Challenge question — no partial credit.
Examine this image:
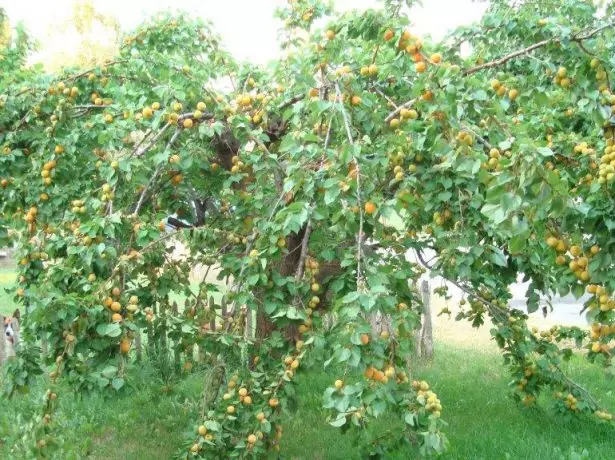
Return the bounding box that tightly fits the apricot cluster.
[412,380,442,417]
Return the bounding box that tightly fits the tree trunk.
[255,229,306,342]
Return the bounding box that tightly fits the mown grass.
[2,346,613,459]
[0,266,17,316]
[2,268,615,459]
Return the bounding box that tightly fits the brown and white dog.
[0,309,20,364]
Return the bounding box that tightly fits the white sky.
[4,0,487,64]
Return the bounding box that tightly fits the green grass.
[0,267,17,316]
[278,347,615,460]
[2,345,614,459]
[2,266,615,459]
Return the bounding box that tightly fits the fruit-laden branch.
[335,82,365,287]
[385,98,417,123]
[574,40,613,91]
[414,250,602,408]
[463,21,615,75]
[414,250,508,322]
[226,189,289,320]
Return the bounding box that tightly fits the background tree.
[1,0,614,457]
[39,0,120,72]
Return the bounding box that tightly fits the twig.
[575,41,612,92]
[134,128,182,214]
[414,249,508,322]
[134,123,171,157]
[323,117,333,150]
[373,87,398,110]
[63,60,128,83]
[73,104,113,110]
[371,44,381,64]
[458,190,465,226]
[461,123,494,150]
[278,93,305,111]
[554,363,600,408]
[463,22,615,76]
[385,98,417,123]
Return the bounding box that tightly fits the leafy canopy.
[1,0,615,457]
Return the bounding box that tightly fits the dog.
[0,309,20,364]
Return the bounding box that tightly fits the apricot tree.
[1,0,615,457]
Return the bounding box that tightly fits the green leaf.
[481,203,507,225]
[111,377,125,391]
[329,415,347,427]
[404,412,416,426]
[537,147,553,157]
[342,292,360,304]
[101,366,118,379]
[489,248,508,267]
[204,420,221,432]
[96,323,122,337]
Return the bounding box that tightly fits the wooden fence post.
[0,315,5,365]
[419,280,434,359]
[135,332,142,362]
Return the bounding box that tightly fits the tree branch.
[373,87,399,110]
[134,128,182,215]
[414,249,602,408]
[385,98,417,123]
[294,221,312,280]
[463,22,614,76]
[135,122,171,157]
[414,249,508,322]
[335,82,364,287]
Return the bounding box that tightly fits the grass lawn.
[2,345,613,459]
[0,266,17,316]
[1,266,615,459]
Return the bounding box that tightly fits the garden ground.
[1,268,614,459]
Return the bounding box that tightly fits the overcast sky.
[4,0,487,64]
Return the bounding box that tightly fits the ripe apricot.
[364,201,377,215]
[120,339,131,354]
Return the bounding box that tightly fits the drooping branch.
[414,250,602,409]
[335,82,365,287]
[463,21,615,76]
[414,249,508,322]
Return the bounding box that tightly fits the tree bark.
[255,229,306,342]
